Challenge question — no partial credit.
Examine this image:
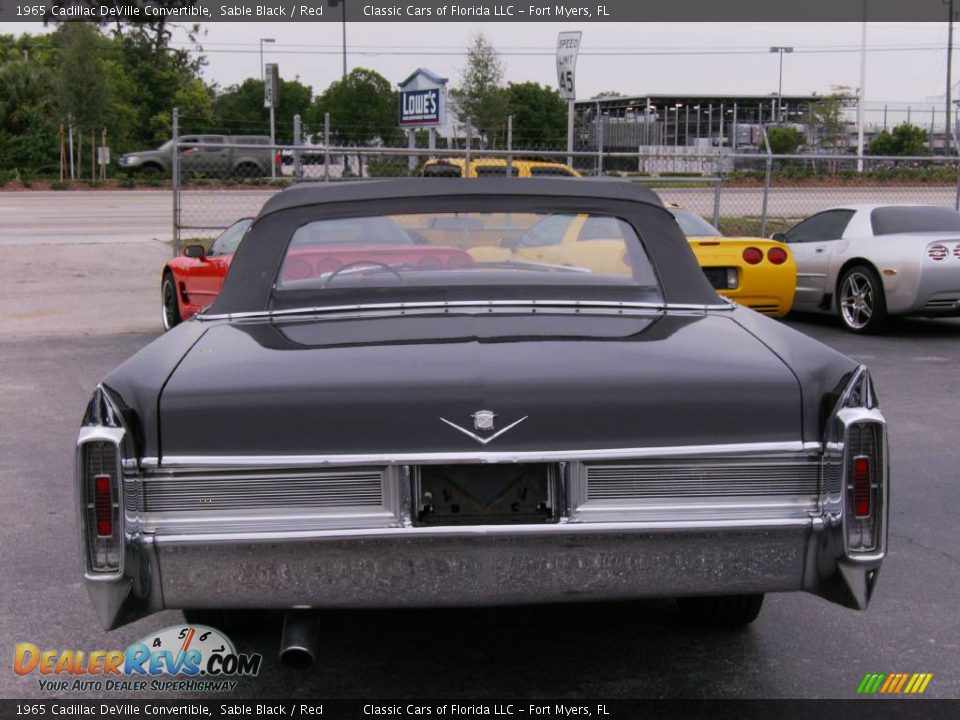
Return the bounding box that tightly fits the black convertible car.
[78,179,888,665]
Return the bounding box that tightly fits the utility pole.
[857,10,867,171]
[769,46,793,123]
[947,0,955,154]
[328,0,347,78]
[259,38,275,82]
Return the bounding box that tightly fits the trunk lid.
[158,312,802,458]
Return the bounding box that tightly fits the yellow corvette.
[423,158,581,178]
[469,208,796,317]
[668,206,796,317]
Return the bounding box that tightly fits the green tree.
[805,87,852,153]
[212,77,312,140]
[869,123,928,156]
[309,68,399,174]
[766,125,803,154]
[56,23,111,137]
[505,82,567,148]
[45,0,205,63]
[0,59,60,175]
[450,33,508,146]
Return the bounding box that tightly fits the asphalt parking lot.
[1,201,958,700]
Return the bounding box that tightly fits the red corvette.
[161,216,475,330]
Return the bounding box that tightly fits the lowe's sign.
[399,88,441,127]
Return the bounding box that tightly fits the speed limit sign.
[556,31,582,100]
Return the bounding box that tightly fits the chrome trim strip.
[439,415,529,445]
[142,441,822,470]
[156,516,816,545]
[197,298,735,322]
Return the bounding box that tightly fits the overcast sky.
[3,21,956,114]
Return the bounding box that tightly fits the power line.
[173,45,954,57]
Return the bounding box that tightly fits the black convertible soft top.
[210,177,717,313]
[257,177,664,217]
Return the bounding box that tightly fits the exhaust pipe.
[279,609,319,669]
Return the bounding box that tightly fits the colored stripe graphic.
[858,672,933,695]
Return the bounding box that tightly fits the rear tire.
[838,265,888,334]
[161,273,181,332]
[233,162,261,179]
[677,593,764,629]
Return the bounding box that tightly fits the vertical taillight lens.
[845,423,883,553]
[81,441,121,573]
[853,457,871,518]
[94,475,113,536]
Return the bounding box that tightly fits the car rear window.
[273,211,662,300]
[475,165,520,177]
[669,209,721,237]
[871,206,960,235]
[423,163,462,178]
[529,165,576,177]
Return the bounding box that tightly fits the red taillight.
[953,244,960,260]
[81,440,122,573]
[767,247,788,265]
[853,456,871,518]
[315,257,342,274]
[282,257,314,280]
[742,247,763,265]
[928,244,948,261]
[94,475,113,536]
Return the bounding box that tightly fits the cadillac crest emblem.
[472,410,496,431]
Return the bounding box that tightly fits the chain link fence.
[168,109,960,254]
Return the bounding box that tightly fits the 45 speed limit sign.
[556,31,582,100]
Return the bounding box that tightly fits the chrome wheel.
[838,266,887,334]
[840,271,875,331]
[161,276,180,331]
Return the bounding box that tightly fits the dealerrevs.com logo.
[14,625,262,693]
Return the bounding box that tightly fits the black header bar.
[0,0,952,23]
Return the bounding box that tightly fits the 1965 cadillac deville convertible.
[77,179,887,664]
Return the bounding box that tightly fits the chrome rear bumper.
[86,515,882,630]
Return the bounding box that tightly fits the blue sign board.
[399,89,441,127]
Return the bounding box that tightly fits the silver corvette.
[774,204,960,333]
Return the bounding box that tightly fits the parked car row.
[163,177,960,335]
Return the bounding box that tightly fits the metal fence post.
[955,158,960,211]
[759,125,773,238]
[171,107,180,257]
[760,157,772,238]
[465,122,472,169]
[597,110,604,175]
[408,129,416,173]
[293,114,303,181]
[506,115,513,177]
[323,113,330,183]
[712,177,722,229]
